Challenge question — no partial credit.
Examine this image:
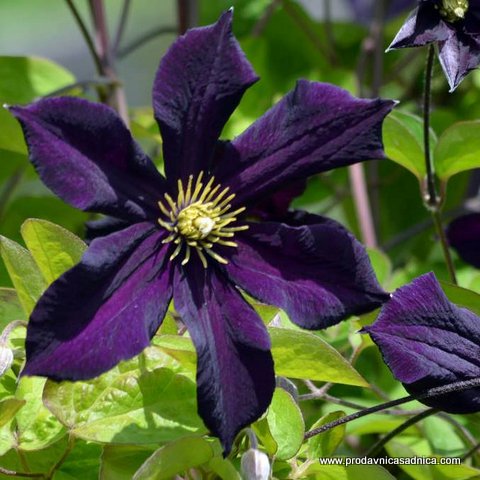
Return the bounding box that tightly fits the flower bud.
[241,448,270,480]
[0,345,14,376]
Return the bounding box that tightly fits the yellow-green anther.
[158,171,248,267]
[439,0,469,22]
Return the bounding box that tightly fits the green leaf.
[0,56,75,104]
[435,121,480,181]
[100,446,156,480]
[43,356,205,444]
[308,411,346,459]
[132,437,214,480]
[346,465,396,479]
[15,376,66,450]
[269,327,368,387]
[207,456,241,480]
[266,388,304,460]
[440,281,480,316]
[0,108,27,154]
[367,248,392,287]
[0,235,46,315]
[153,335,197,373]
[383,110,436,179]
[423,416,464,456]
[0,397,25,428]
[0,288,26,327]
[386,441,480,480]
[21,218,86,284]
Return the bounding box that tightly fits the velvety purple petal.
[214,81,395,208]
[23,222,172,380]
[447,213,480,268]
[438,32,480,91]
[9,97,166,221]
[173,260,274,454]
[85,216,131,243]
[388,4,452,50]
[224,213,389,330]
[250,180,307,220]
[152,9,258,185]
[365,272,480,413]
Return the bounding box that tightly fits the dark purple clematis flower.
[9,11,394,452]
[347,0,416,24]
[365,272,480,412]
[447,213,480,268]
[388,0,480,91]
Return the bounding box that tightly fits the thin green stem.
[365,408,438,457]
[117,26,177,58]
[422,44,457,283]
[0,466,44,478]
[432,210,458,284]
[423,44,436,208]
[305,376,480,439]
[46,435,75,479]
[112,0,131,54]
[64,0,103,75]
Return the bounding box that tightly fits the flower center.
[438,0,468,22]
[158,172,248,268]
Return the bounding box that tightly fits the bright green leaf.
[21,218,86,284]
[308,411,346,459]
[0,397,25,428]
[207,456,241,480]
[367,248,392,287]
[100,445,156,480]
[269,328,368,387]
[0,288,25,327]
[153,335,197,373]
[440,281,480,316]
[266,388,304,460]
[15,376,66,450]
[0,56,75,104]
[0,108,27,154]
[0,235,46,315]
[383,110,436,179]
[132,437,213,480]
[44,358,204,444]
[435,121,480,181]
[346,464,396,479]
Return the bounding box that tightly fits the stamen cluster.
[438,0,469,22]
[158,172,248,267]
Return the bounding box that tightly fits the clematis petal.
[438,33,480,91]
[153,9,258,184]
[9,97,166,221]
[224,213,389,330]
[23,222,172,380]
[387,3,452,50]
[85,216,131,243]
[365,272,480,413]
[173,260,275,454]
[447,213,480,268]
[214,80,395,208]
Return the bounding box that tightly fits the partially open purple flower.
[347,0,416,24]
[365,272,480,413]
[10,11,394,452]
[388,0,480,91]
[447,212,480,268]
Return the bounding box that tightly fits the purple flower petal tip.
[388,1,480,90]
[447,213,480,268]
[366,272,480,413]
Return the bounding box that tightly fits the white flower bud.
[241,448,270,480]
[0,345,14,376]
